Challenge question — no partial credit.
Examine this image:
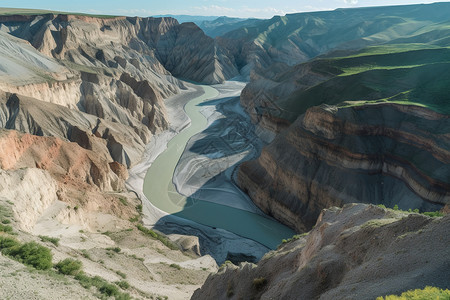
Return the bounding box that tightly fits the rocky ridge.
[192,203,450,300]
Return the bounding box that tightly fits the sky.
[0,0,447,18]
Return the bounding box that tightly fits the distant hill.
[241,45,450,129]
[198,16,261,38]
[218,2,450,74]
[152,14,218,26]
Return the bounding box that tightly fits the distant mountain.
[198,16,261,38]
[218,2,450,74]
[152,14,218,26]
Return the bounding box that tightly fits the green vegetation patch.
[136,224,179,251]
[55,258,82,275]
[116,270,127,279]
[0,223,13,233]
[377,204,444,218]
[39,235,60,246]
[280,232,308,245]
[115,280,130,290]
[376,286,450,299]
[74,272,131,300]
[169,263,181,270]
[0,237,52,270]
[80,249,91,260]
[106,247,121,253]
[265,45,450,124]
[119,197,128,206]
[0,204,13,222]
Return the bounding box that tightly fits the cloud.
[343,0,359,4]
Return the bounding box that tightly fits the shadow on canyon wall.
[153,95,283,264]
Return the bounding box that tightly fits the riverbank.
[127,80,294,263]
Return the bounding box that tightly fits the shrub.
[119,198,128,206]
[169,263,181,270]
[2,219,11,224]
[80,249,91,260]
[55,258,82,275]
[0,223,13,233]
[116,270,127,279]
[39,235,60,246]
[116,280,130,290]
[106,247,121,253]
[423,211,444,218]
[74,272,94,289]
[0,236,20,250]
[99,283,119,297]
[393,205,399,210]
[7,241,53,270]
[278,233,308,248]
[136,224,179,250]
[75,273,131,299]
[376,286,450,299]
[115,293,132,300]
[136,204,143,213]
[252,277,267,290]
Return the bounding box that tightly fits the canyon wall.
[238,103,449,232]
[0,14,238,84]
[237,46,450,232]
[192,204,450,300]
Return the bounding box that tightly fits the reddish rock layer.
[238,104,449,232]
[0,128,127,192]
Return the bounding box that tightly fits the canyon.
[0,2,449,300]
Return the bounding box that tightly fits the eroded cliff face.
[238,104,449,232]
[0,14,238,84]
[192,204,450,300]
[0,91,148,167]
[0,127,139,234]
[0,128,127,192]
[0,13,243,170]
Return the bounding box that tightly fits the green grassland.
[267,45,450,122]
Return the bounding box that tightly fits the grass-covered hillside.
[221,2,450,71]
[250,44,450,123]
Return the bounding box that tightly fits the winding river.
[143,84,294,249]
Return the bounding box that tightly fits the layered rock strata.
[238,104,449,232]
